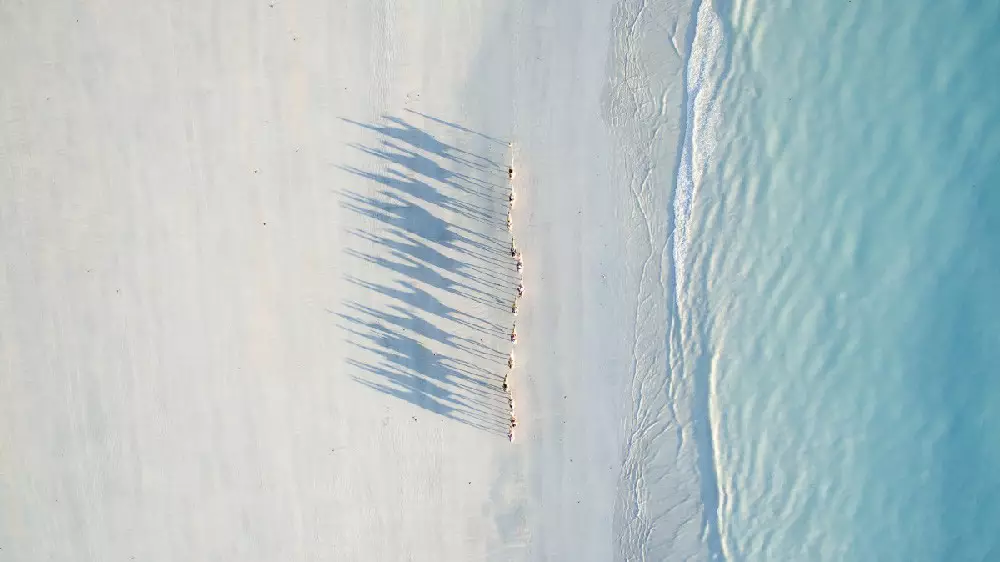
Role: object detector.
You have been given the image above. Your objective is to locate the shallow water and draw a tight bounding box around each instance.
[673,0,1000,559]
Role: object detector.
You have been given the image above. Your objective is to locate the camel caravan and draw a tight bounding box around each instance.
[505,143,522,442]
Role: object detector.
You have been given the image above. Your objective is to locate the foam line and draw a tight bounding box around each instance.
[671,0,728,559]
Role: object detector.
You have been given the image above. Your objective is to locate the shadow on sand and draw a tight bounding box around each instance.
[338,113,516,435]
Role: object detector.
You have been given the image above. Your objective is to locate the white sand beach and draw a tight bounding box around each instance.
[1,1,708,560]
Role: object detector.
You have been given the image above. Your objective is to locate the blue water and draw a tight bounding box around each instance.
[676,0,1000,559]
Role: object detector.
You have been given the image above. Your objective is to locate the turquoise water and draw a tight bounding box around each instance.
[677,0,1000,559]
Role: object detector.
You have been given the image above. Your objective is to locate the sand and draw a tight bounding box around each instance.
[0,0,704,560]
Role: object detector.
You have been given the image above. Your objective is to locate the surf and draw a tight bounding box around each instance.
[671,0,728,559]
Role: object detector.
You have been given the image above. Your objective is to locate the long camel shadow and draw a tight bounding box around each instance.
[338,113,516,434]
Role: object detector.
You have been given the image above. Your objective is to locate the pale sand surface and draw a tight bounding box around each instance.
[1,1,705,560]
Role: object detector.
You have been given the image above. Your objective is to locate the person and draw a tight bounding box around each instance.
[516,282,524,297]
[510,245,517,258]
[507,213,512,231]
[509,191,515,205]
[516,260,523,274]
[511,301,518,314]
[508,167,515,180]
[508,354,515,369]
[510,328,517,343]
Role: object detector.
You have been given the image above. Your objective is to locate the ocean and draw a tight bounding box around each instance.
[673,0,1000,559]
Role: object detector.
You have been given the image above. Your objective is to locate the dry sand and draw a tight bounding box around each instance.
[1,1,706,561]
